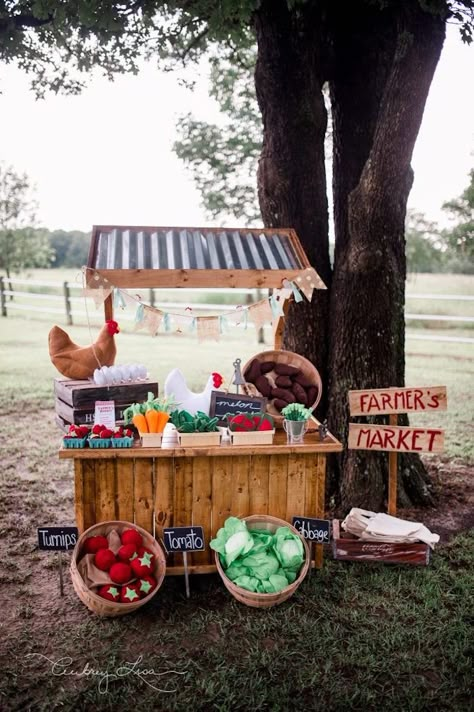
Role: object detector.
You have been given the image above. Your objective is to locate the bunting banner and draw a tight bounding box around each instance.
[197,316,221,343]
[81,267,322,342]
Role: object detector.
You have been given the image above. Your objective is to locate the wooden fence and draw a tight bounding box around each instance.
[1,275,473,344]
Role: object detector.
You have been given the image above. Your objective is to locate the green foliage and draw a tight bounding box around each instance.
[48,229,91,267]
[441,168,474,264]
[405,210,445,273]
[174,46,261,224]
[0,162,53,277]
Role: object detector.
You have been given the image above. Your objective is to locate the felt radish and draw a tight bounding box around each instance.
[118,543,138,563]
[138,575,157,598]
[131,548,155,577]
[97,585,121,602]
[121,529,143,549]
[83,535,108,555]
[109,561,132,584]
[120,583,141,603]
[94,548,116,572]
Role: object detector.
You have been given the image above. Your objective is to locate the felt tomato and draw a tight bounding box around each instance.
[97,585,121,602]
[94,548,117,572]
[131,548,155,577]
[109,561,132,584]
[121,529,143,549]
[83,535,109,555]
[137,575,157,598]
[120,583,141,603]
[118,543,138,563]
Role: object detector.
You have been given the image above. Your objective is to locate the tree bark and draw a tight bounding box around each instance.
[253,0,331,411]
[328,1,446,510]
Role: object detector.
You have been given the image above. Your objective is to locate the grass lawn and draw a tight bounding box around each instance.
[0,274,473,711]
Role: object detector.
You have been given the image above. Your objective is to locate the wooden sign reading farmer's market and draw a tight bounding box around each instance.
[348,384,447,515]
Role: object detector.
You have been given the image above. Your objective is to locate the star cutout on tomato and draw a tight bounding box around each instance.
[122,586,139,602]
[139,551,153,567]
[140,579,152,594]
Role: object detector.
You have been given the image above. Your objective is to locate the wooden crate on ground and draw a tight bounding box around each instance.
[54,378,158,429]
[331,519,431,566]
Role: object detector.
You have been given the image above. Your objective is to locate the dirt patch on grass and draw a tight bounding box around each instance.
[401,455,474,542]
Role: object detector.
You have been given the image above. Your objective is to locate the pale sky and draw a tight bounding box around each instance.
[0,24,472,232]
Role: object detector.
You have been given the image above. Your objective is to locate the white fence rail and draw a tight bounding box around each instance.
[1,276,473,344]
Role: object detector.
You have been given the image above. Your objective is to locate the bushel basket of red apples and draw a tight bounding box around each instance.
[70,521,166,616]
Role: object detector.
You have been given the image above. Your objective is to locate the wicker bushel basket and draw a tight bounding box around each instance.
[215,514,310,608]
[242,350,323,428]
[70,521,166,617]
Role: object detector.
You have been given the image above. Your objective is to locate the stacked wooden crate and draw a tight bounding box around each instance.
[54,378,158,431]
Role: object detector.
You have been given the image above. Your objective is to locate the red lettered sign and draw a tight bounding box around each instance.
[348,386,447,416]
[348,423,444,453]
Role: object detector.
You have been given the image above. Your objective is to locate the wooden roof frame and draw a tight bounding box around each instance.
[86,225,324,349]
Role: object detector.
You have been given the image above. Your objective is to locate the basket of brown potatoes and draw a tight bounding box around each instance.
[242,350,322,427]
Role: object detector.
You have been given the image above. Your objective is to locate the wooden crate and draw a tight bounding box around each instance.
[61,429,343,574]
[331,520,431,566]
[54,378,158,429]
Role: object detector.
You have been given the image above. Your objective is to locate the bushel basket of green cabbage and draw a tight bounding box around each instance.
[210,514,310,608]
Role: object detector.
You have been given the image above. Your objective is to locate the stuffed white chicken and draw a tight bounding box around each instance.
[164,369,223,415]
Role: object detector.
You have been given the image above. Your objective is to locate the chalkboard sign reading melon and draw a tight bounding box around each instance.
[209,391,267,426]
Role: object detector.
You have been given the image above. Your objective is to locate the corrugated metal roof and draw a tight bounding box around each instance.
[91,227,306,272]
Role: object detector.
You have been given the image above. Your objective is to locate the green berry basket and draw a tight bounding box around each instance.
[110,437,134,449]
[62,437,88,449]
[88,438,111,449]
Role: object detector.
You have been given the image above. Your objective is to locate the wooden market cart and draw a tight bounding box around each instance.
[60,225,342,573]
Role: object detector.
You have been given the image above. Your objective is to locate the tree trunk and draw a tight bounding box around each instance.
[328,2,446,510]
[253,0,331,410]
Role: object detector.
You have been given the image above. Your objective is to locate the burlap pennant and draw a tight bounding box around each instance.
[248,299,273,331]
[82,285,113,308]
[294,267,327,301]
[141,307,163,336]
[197,316,220,343]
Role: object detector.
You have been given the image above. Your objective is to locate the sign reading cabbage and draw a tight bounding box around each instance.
[210,517,305,594]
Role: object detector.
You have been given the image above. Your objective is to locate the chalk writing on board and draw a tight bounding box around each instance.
[163,526,205,553]
[210,390,267,425]
[37,527,78,551]
[292,517,330,544]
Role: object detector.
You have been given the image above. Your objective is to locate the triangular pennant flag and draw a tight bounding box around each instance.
[82,285,113,308]
[113,288,127,310]
[197,316,220,343]
[248,299,273,332]
[143,308,163,336]
[270,294,285,318]
[294,268,327,301]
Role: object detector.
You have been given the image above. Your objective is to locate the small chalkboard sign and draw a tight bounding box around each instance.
[37,527,79,551]
[163,526,205,553]
[209,390,267,426]
[292,517,330,544]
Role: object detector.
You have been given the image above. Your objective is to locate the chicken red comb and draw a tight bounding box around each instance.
[212,372,223,388]
[106,320,120,335]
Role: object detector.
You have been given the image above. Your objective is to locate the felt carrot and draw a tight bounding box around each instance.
[132,412,148,433]
[155,411,170,433]
[145,408,160,433]
[123,403,149,433]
